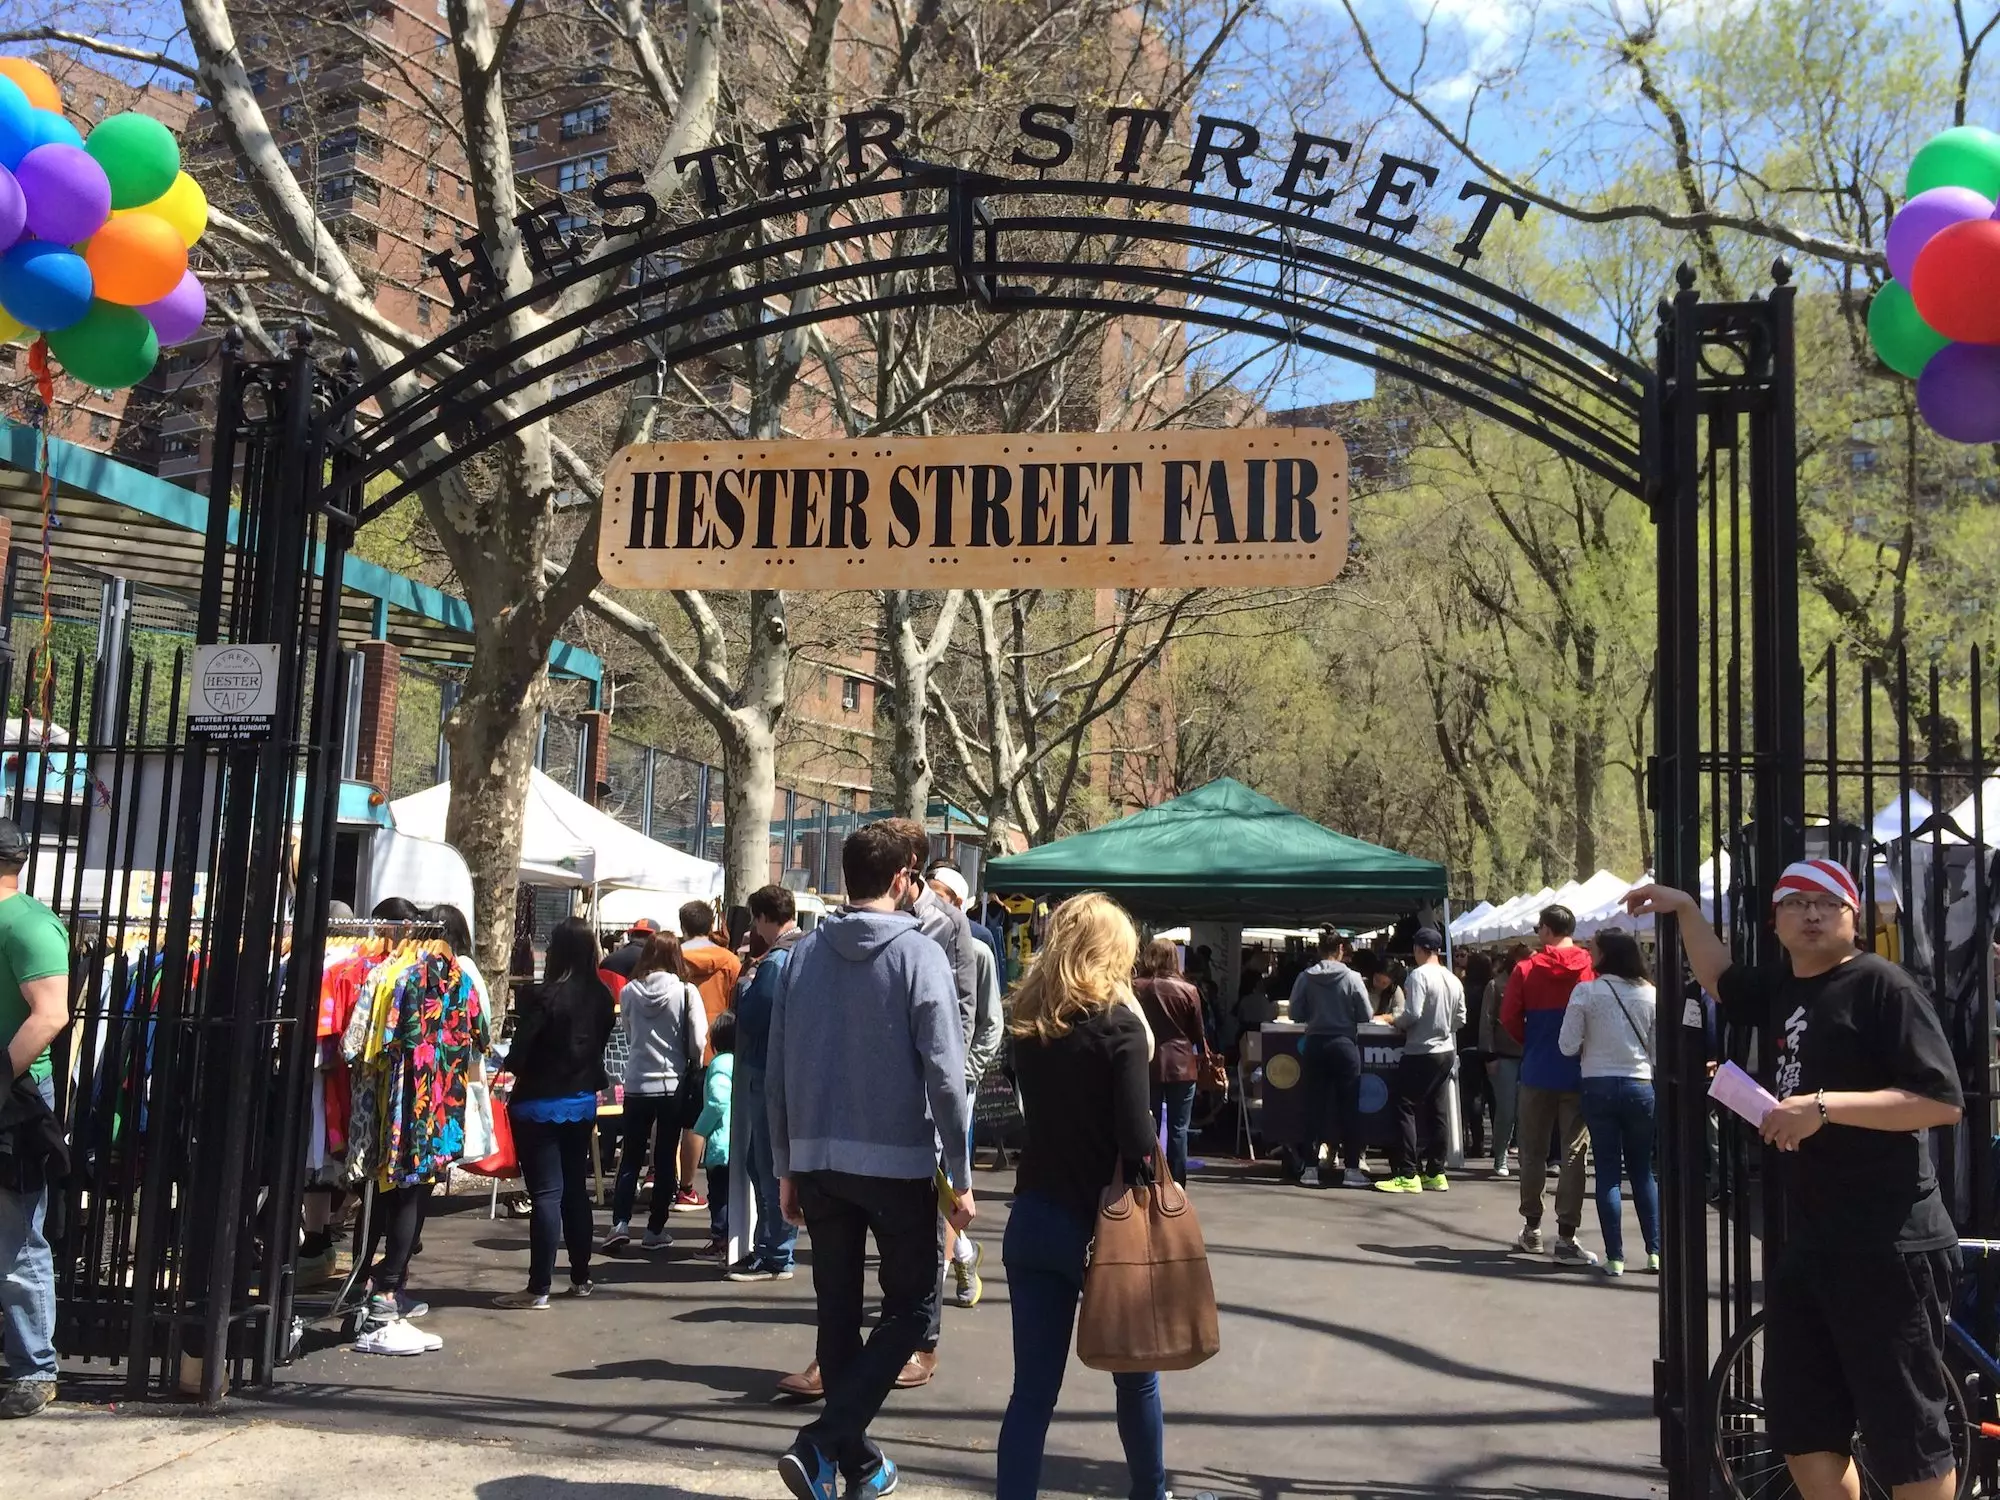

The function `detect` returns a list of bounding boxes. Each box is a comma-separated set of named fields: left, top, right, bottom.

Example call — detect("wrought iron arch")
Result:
left=328, top=166, right=1656, bottom=515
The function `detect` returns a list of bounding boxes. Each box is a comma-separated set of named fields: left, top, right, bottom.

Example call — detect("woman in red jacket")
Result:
left=1133, top=938, right=1208, bottom=1185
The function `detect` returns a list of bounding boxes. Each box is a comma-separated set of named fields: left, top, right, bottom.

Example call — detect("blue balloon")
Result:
left=0, top=78, right=33, bottom=173
left=0, top=240, right=93, bottom=331
left=27, top=111, right=81, bottom=152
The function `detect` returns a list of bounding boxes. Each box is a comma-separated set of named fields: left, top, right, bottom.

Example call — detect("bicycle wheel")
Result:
left=1710, top=1311, right=1974, bottom=1500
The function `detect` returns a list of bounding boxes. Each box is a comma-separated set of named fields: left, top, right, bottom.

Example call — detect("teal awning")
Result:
left=0, top=421, right=603, bottom=688
left=985, top=777, right=1446, bottom=923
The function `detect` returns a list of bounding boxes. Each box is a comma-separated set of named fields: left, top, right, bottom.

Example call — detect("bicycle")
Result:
left=1710, top=1238, right=2000, bottom=1499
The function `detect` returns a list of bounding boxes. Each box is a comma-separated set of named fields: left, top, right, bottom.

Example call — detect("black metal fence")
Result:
left=16, top=335, right=352, bottom=1401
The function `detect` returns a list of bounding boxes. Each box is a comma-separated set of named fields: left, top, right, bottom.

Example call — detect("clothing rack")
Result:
left=295, top=918, right=454, bottom=1337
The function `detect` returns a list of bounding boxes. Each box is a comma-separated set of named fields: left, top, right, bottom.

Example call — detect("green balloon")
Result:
left=1868, top=280, right=1949, bottom=380
left=84, top=112, right=180, bottom=210
left=47, top=300, right=159, bottom=389
left=1907, top=125, right=2000, bottom=200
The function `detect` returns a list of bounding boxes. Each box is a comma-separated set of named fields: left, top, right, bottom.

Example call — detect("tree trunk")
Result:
left=719, top=713, right=777, bottom=910
left=884, top=592, right=930, bottom=820
left=443, top=603, right=552, bottom=1008
left=1571, top=627, right=1601, bottom=878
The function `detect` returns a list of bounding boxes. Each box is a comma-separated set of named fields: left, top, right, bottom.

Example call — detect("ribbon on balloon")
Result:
left=0, top=55, right=208, bottom=388
left=1870, top=125, right=2000, bottom=444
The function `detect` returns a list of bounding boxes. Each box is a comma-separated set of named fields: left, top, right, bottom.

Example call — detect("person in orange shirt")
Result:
left=675, top=899, right=741, bottom=1216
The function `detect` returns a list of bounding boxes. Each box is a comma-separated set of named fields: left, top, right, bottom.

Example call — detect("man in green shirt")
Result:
left=0, top=818, right=72, bottom=1420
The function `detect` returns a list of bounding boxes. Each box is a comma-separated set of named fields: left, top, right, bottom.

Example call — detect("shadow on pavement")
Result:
left=473, top=1479, right=748, bottom=1500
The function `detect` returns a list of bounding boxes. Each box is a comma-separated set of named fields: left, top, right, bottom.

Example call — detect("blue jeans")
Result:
left=736, top=1068, right=797, bottom=1270
left=998, top=1191, right=1166, bottom=1500
left=1580, top=1076, right=1660, bottom=1263
left=1150, top=1080, right=1197, bottom=1186
left=1, top=1076, right=56, bottom=1383
left=512, top=1115, right=596, bottom=1294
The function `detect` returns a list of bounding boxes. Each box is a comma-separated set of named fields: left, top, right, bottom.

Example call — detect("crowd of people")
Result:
left=0, top=803, right=1976, bottom=1500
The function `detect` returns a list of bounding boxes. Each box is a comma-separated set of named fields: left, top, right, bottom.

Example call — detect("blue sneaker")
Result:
left=779, top=1441, right=840, bottom=1500
left=846, top=1457, right=898, bottom=1498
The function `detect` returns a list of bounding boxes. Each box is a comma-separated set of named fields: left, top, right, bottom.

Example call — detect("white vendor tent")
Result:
left=390, top=768, right=722, bottom=897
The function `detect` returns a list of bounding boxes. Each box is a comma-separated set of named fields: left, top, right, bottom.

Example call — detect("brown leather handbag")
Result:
left=1197, top=1047, right=1230, bottom=1096
left=1075, top=1156, right=1221, bottom=1373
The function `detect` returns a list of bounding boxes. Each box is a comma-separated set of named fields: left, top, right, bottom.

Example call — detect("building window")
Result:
left=318, top=173, right=380, bottom=205
left=430, top=76, right=446, bottom=101
left=0, top=346, right=14, bottom=369
left=422, top=205, right=437, bottom=237
left=456, top=179, right=466, bottom=199
left=281, top=142, right=303, bottom=167
left=556, top=153, right=608, bottom=192
left=247, top=67, right=268, bottom=92
left=434, top=35, right=448, bottom=55
left=160, top=434, right=198, bottom=459
left=561, top=101, right=609, bottom=140
left=286, top=55, right=310, bottom=83
left=417, top=298, right=431, bottom=328
left=428, top=123, right=444, bottom=148
left=841, top=677, right=861, bottom=711
left=512, top=120, right=539, bottom=150
left=89, top=411, right=113, bottom=440
left=91, top=94, right=107, bottom=116
left=279, top=102, right=300, bottom=126
left=426, top=163, right=440, bottom=192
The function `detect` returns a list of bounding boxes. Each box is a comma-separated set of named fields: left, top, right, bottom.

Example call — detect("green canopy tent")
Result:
left=984, top=777, right=1447, bottom=924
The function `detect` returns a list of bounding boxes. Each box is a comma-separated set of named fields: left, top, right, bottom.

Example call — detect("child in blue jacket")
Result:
left=694, top=1012, right=735, bottom=1258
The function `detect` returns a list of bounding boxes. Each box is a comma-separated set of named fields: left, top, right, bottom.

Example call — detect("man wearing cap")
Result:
left=0, top=817, right=71, bottom=1419
left=1376, top=929, right=1466, bottom=1194
left=925, top=861, right=1002, bottom=1308
left=602, top=918, right=662, bottom=980
left=1626, top=860, right=1964, bottom=1500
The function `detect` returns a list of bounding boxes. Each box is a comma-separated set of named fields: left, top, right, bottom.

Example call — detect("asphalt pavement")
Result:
left=150, top=1155, right=1672, bottom=1499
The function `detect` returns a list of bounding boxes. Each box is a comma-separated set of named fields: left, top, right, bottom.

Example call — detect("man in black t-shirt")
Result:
left=1626, top=859, right=1964, bottom=1500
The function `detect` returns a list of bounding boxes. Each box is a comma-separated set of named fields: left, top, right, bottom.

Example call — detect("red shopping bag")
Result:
left=465, top=1090, right=518, bottom=1177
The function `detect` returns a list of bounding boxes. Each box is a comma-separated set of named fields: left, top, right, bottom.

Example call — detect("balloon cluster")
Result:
left=0, top=57, right=207, bottom=391
left=1869, top=126, right=2000, bottom=444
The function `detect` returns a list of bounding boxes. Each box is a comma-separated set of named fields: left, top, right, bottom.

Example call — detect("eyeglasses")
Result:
left=1776, top=896, right=1849, bottom=918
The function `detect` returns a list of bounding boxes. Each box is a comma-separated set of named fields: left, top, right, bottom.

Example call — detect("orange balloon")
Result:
left=83, top=213, right=188, bottom=306
left=0, top=59, right=61, bottom=114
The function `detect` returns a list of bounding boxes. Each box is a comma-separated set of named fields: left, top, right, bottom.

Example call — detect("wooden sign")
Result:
left=597, top=428, right=1349, bottom=591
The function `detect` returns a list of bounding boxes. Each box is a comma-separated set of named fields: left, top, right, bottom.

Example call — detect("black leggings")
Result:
left=514, top=1115, right=596, bottom=1294
left=364, top=1185, right=430, bottom=1294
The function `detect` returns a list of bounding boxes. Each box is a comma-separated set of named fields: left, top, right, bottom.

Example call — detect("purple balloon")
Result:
left=1917, top=341, right=2000, bottom=443
left=15, top=144, right=109, bottom=245
left=138, top=269, right=205, bottom=347
left=0, top=165, right=21, bottom=250
left=1890, top=186, right=1997, bottom=283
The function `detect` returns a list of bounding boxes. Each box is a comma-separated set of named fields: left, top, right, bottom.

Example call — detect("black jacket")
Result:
left=508, top=975, right=616, bottom=1102
left=0, top=1073, right=68, bottom=1194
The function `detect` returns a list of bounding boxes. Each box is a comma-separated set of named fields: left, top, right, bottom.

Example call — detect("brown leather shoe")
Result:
left=775, top=1361, right=823, bottom=1401
left=895, top=1349, right=937, bottom=1389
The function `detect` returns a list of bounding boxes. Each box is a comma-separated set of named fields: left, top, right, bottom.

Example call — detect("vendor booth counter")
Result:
left=1250, top=1022, right=1465, bottom=1167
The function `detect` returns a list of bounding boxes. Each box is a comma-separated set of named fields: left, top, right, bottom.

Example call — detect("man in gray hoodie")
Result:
left=769, top=822, right=973, bottom=1500
left=1289, top=933, right=1375, bottom=1188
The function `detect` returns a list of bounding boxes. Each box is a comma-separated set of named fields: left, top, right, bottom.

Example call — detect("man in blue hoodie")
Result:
left=769, top=822, right=973, bottom=1500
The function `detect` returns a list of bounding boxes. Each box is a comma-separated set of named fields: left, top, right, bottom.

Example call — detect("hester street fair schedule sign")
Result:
left=598, top=429, right=1349, bottom=591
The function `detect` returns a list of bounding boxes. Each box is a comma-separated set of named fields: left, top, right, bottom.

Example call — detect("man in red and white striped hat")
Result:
left=1624, top=862, right=1964, bottom=1500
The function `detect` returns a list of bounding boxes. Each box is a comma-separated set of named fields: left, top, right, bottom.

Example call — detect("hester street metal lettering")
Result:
left=599, top=430, right=1349, bottom=591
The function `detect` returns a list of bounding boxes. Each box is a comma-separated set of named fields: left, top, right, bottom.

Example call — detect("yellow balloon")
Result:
left=119, top=171, right=208, bottom=248
left=0, top=307, right=26, bottom=345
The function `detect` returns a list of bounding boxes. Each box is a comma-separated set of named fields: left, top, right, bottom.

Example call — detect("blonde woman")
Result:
left=998, top=893, right=1165, bottom=1500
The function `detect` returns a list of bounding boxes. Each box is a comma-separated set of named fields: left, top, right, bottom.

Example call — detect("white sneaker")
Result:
left=1298, top=1167, right=1321, bottom=1188
left=353, top=1319, right=430, bottom=1356
left=1553, top=1236, right=1600, bottom=1268
left=1341, top=1168, right=1372, bottom=1189
left=1494, top=1162, right=1512, bottom=1178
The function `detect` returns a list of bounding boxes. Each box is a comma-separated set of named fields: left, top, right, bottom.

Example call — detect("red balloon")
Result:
left=1910, top=219, right=2000, bottom=344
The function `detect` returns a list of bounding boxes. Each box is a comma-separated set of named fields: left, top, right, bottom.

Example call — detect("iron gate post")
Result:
left=1651, top=263, right=1803, bottom=1498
